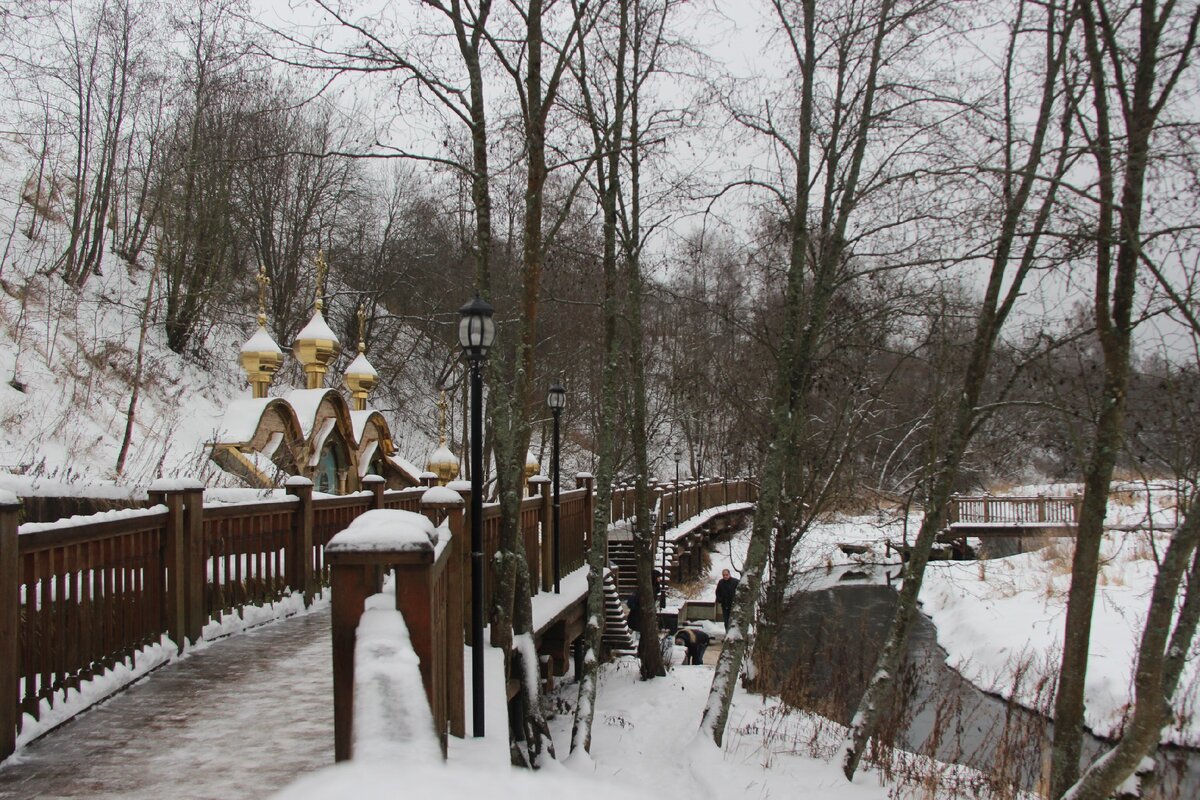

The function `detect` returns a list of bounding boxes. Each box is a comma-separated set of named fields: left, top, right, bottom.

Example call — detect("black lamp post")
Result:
left=459, top=292, right=495, bottom=738
left=547, top=381, right=566, bottom=593
left=661, top=510, right=674, bottom=609
left=673, top=445, right=682, bottom=522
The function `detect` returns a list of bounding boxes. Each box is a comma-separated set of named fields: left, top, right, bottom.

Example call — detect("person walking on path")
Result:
left=715, top=569, right=739, bottom=631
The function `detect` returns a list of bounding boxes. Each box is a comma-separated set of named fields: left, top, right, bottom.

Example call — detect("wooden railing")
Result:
left=946, top=494, right=1081, bottom=526
left=0, top=472, right=755, bottom=759
left=14, top=507, right=169, bottom=728
left=608, top=476, right=758, bottom=526
left=328, top=492, right=464, bottom=760
left=0, top=474, right=588, bottom=758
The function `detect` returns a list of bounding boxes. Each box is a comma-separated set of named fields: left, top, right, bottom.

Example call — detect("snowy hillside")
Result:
left=0, top=134, right=439, bottom=490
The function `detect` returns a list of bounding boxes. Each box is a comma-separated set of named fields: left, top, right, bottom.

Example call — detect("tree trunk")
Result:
left=570, top=0, right=628, bottom=753
left=1048, top=2, right=1194, bottom=792
left=1060, top=499, right=1200, bottom=800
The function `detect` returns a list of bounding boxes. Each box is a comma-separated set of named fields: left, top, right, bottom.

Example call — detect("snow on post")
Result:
left=353, top=593, right=442, bottom=764
left=326, top=510, right=437, bottom=555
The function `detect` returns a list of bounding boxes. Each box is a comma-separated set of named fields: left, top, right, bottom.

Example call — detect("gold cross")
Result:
left=437, top=390, right=448, bottom=447
left=314, top=251, right=328, bottom=311
left=357, top=304, right=367, bottom=353
left=255, top=264, right=270, bottom=326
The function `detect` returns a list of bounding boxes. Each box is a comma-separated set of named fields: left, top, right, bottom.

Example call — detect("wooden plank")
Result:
left=0, top=498, right=20, bottom=757
left=18, top=513, right=170, bottom=553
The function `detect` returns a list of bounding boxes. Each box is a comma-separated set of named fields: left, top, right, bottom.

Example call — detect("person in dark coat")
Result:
left=715, top=569, right=739, bottom=631
left=675, top=627, right=710, bottom=665
left=626, top=590, right=642, bottom=632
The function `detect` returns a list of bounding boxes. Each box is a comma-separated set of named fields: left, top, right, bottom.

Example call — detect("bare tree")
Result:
left=1049, top=2, right=1200, bottom=795
left=842, top=0, right=1078, bottom=777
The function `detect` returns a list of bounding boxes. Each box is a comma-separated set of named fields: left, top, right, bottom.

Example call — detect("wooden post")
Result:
left=148, top=481, right=188, bottom=653
left=364, top=474, right=386, bottom=509
left=0, top=491, right=22, bottom=760
left=449, top=481, right=473, bottom=648
left=329, top=560, right=373, bottom=762
left=530, top=476, right=552, bottom=592
left=577, top=473, right=595, bottom=550
left=423, top=490, right=466, bottom=739
left=181, top=484, right=205, bottom=644
left=328, top=526, right=442, bottom=761
left=286, top=477, right=315, bottom=605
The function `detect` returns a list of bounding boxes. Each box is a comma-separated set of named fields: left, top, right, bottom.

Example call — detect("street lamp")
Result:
left=661, top=510, right=675, bottom=609
left=649, top=509, right=659, bottom=608
left=459, top=292, right=495, bottom=738
left=673, top=445, right=682, bottom=523
left=547, top=381, right=566, bottom=594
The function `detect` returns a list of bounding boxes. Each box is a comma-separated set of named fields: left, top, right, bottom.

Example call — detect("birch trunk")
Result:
left=570, top=0, right=628, bottom=753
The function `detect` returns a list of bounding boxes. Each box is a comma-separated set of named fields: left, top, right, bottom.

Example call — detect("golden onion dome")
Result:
left=343, top=343, right=378, bottom=411
left=239, top=325, right=283, bottom=399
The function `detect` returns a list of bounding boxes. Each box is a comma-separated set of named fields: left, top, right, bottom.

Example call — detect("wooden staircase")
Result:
left=608, top=538, right=676, bottom=597
left=601, top=571, right=637, bottom=657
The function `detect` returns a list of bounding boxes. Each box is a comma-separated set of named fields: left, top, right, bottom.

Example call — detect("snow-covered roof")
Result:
left=240, top=325, right=282, bottom=355
left=389, top=455, right=422, bottom=483
left=345, top=351, right=377, bottom=377
left=295, top=311, right=339, bottom=343
left=285, top=388, right=338, bottom=437
left=350, top=409, right=385, bottom=443
left=216, top=398, right=280, bottom=443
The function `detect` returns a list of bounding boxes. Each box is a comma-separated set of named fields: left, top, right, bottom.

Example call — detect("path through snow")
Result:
left=0, top=610, right=333, bottom=798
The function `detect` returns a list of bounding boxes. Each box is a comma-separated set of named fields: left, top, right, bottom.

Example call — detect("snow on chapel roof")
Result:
left=240, top=325, right=282, bottom=355
left=216, top=397, right=278, bottom=443
left=346, top=351, right=377, bottom=377
left=295, top=311, right=339, bottom=343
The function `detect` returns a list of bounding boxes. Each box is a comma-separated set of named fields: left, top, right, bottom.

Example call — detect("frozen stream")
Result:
left=765, top=565, right=1200, bottom=799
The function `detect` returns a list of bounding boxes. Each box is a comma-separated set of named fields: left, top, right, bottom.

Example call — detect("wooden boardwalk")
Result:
left=0, top=609, right=332, bottom=799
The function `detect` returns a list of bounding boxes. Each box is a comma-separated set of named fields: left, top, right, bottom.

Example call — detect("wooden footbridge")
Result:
left=0, top=474, right=756, bottom=770
left=937, top=494, right=1081, bottom=542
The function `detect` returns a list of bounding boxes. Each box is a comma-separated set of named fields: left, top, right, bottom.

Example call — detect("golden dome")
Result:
left=294, top=252, right=340, bottom=390
left=343, top=308, right=377, bottom=411
left=241, top=264, right=283, bottom=398
left=239, top=325, right=283, bottom=399
left=424, top=391, right=458, bottom=484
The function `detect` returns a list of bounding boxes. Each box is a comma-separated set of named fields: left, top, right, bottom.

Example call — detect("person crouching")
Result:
left=675, top=627, right=710, bottom=665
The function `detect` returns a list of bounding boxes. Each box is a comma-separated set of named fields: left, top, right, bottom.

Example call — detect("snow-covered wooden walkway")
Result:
left=0, top=608, right=332, bottom=799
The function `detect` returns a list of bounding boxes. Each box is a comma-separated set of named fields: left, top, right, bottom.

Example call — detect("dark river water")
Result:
left=761, top=565, right=1200, bottom=798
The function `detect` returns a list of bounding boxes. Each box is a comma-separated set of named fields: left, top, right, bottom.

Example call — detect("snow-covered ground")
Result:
left=677, top=483, right=1197, bottom=748
left=279, top=654, right=1009, bottom=800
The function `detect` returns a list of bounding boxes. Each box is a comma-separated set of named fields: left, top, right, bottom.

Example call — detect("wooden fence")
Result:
left=0, top=472, right=756, bottom=760
left=946, top=494, right=1081, bottom=526
left=608, top=476, right=757, bottom=526
left=0, top=474, right=584, bottom=758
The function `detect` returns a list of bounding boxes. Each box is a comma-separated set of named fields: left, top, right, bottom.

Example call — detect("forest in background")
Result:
left=2, top=0, right=1200, bottom=794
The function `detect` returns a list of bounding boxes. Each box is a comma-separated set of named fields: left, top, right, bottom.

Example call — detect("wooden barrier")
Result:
left=947, top=494, right=1080, bottom=526
left=327, top=493, right=464, bottom=761
left=0, top=472, right=755, bottom=759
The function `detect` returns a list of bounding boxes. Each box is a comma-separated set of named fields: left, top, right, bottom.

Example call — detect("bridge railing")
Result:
left=608, top=476, right=758, bottom=527
left=0, top=472, right=754, bottom=759
left=10, top=506, right=170, bottom=740
left=947, top=494, right=1081, bottom=526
